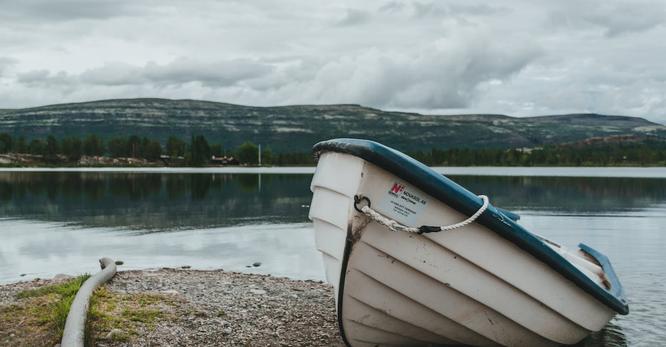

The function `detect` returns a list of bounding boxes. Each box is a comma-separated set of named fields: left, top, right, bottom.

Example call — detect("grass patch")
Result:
left=2, top=278, right=182, bottom=346
left=86, top=287, right=181, bottom=346
left=18, top=274, right=90, bottom=339
left=17, top=275, right=90, bottom=299
left=1, top=299, right=57, bottom=346
left=1, top=275, right=90, bottom=346
left=122, top=307, right=162, bottom=323
left=53, top=294, right=79, bottom=337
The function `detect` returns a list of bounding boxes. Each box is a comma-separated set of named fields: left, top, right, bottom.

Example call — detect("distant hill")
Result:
left=0, top=98, right=664, bottom=153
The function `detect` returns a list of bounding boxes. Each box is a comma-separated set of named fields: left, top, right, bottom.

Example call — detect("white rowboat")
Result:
left=309, top=138, right=628, bottom=347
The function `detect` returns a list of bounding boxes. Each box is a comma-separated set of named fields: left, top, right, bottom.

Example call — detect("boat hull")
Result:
left=309, top=152, right=617, bottom=347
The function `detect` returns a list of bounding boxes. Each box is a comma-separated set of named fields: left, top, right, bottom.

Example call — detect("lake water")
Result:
left=0, top=170, right=664, bottom=346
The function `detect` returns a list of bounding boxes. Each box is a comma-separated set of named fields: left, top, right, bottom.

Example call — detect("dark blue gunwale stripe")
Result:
left=313, top=138, right=628, bottom=315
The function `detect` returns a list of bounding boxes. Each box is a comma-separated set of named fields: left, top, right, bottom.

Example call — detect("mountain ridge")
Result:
left=3, top=98, right=661, bottom=124
left=0, top=98, right=664, bottom=152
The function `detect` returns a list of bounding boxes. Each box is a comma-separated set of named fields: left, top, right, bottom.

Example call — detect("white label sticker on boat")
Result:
left=379, top=181, right=428, bottom=225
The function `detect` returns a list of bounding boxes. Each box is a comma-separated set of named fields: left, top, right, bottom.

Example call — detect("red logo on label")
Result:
left=390, top=183, right=405, bottom=194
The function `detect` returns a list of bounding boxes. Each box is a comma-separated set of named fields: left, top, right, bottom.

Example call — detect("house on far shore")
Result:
left=211, top=155, right=239, bottom=166
left=159, top=154, right=185, bottom=166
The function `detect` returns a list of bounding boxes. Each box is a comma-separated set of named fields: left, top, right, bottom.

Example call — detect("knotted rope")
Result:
left=354, top=194, right=489, bottom=234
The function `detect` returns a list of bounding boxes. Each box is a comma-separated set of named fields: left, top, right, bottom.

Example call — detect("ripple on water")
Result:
left=579, top=321, right=627, bottom=347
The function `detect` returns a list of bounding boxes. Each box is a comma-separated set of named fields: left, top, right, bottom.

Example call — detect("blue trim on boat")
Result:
left=496, top=208, right=520, bottom=221
left=313, top=138, right=629, bottom=315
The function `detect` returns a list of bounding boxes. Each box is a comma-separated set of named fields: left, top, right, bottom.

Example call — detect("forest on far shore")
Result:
left=0, top=133, right=665, bottom=167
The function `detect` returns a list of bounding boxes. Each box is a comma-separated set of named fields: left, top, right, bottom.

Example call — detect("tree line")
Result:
left=1, top=133, right=664, bottom=166
left=0, top=133, right=290, bottom=166
left=408, top=140, right=666, bottom=166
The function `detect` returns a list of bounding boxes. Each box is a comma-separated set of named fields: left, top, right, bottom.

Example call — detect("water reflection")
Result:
left=2, top=173, right=666, bottom=230
left=0, top=173, right=311, bottom=230
left=452, top=176, right=666, bottom=213
left=0, top=220, right=323, bottom=284
left=578, top=321, right=627, bottom=347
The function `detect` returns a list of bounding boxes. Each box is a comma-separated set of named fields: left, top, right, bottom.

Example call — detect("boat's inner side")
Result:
left=544, top=241, right=610, bottom=290
left=310, top=152, right=618, bottom=347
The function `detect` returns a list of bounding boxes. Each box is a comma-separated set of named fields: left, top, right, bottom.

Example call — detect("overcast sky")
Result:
left=1, top=0, right=665, bottom=122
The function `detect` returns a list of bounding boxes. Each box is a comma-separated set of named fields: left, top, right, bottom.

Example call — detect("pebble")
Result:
left=115, top=260, right=124, bottom=265
left=1, top=268, right=345, bottom=346
left=181, top=265, right=191, bottom=269
left=252, top=262, right=261, bottom=267
left=105, top=328, right=124, bottom=339
left=53, top=274, right=72, bottom=281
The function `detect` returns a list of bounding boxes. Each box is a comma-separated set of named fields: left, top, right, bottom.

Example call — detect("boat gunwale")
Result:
left=312, top=138, right=629, bottom=315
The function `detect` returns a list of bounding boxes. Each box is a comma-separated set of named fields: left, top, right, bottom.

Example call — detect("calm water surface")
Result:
left=0, top=171, right=664, bottom=346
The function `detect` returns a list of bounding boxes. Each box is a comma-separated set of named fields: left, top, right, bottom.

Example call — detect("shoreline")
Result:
left=0, top=268, right=344, bottom=346
left=0, top=267, right=633, bottom=346
left=1, top=166, right=666, bottom=177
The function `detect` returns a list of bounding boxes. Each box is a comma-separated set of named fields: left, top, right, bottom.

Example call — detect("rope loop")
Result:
left=355, top=194, right=490, bottom=234
left=353, top=195, right=371, bottom=213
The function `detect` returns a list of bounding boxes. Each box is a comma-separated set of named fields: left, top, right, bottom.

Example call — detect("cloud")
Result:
left=290, top=32, right=540, bottom=109
left=6, top=33, right=539, bottom=110
left=466, top=51, right=666, bottom=119
left=380, top=1, right=506, bottom=19
left=588, top=3, right=665, bottom=37
left=1, top=0, right=666, bottom=123
left=16, top=69, right=50, bottom=84
left=378, top=1, right=406, bottom=13
left=0, top=57, right=18, bottom=76
left=16, top=58, right=274, bottom=89
left=78, top=63, right=143, bottom=86
left=0, top=0, right=152, bottom=22
left=336, top=9, right=371, bottom=26
left=17, top=70, right=73, bottom=86
left=548, top=1, right=666, bottom=37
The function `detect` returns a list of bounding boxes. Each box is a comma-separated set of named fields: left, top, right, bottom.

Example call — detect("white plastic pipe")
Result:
left=61, top=257, right=117, bottom=347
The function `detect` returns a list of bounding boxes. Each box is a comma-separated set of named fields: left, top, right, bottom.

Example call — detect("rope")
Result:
left=356, top=195, right=489, bottom=234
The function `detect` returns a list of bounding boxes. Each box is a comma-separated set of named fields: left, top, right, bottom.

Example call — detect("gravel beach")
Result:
left=0, top=269, right=345, bottom=346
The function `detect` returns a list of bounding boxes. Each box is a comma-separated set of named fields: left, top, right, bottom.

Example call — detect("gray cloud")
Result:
left=378, top=1, right=507, bottom=19
left=378, top=1, right=406, bottom=13
left=287, top=36, right=539, bottom=109
left=8, top=36, right=538, bottom=110
left=0, top=0, right=665, bottom=123
left=79, top=59, right=274, bottom=87
left=14, top=59, right=273, bottom=89
left=336, top=9, right=371, bottom=26
left=0, top=57, right=18, bottom=76
left=17, top=70, right=72, bottom=86
left=412, top=2, right=505, bottom=18
left=0, top=0, right=151, bottom=21
left=548, top=1, right=665, bottom=37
